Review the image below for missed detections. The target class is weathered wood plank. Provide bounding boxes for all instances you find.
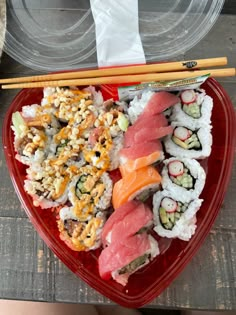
[0,218,235,309]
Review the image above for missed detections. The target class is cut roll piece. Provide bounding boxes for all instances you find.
[84,129,124,171]
[127,90,180,124]
[24,161,69,209]
[58,207,106,251]
[67,166,113,220]
[171,89,213,126]
[119,140,164,175]
[12,107,60,166]
[164,122,212,159]
[102,201,153,247]
[12,111,50,166]
[162,158,206,203]
[153,190,203,241]
[98,233,159,286]
[112,166,162,209]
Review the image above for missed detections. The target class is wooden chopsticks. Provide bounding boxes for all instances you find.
[0,57,228,84]
[0,57,235,89]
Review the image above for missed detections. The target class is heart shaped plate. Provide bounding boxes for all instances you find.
[2,78,235,308]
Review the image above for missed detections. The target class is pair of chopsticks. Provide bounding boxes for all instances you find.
[0,57,235,89]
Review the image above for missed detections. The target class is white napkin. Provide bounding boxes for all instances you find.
[0,0,6,58]
[90,0,146,67]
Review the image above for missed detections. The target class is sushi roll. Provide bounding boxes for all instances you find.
[83,109,128,171]
[164,122,212,159]
[153,190,203,241]
[98,233,159,286]
[12,110,55,166]
[127,90,180,124]
[171,89,213,126]
[41,86,92,119]
[102,201,153,247]
[83,85,104,107]
[67,166,113,220]
[20,104,60,137]
[113,166,162,209]
[24,160,69,209]
[58,207,106,251]
[161,158,206,203]
[119,140,164,175]
[48,124,87,167]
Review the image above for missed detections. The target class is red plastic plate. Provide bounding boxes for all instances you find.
[2,78,236,307]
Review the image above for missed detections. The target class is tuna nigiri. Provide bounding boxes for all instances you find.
[124,125,173,147]
[144,91,180,116]
[102,201,153,247]
[101,200,140,245]
[129,113,168,131]
[98,233,159,285]
[128,91,180,124]
[112,166,162,209]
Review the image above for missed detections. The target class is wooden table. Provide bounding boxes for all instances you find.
[0,4,235,311]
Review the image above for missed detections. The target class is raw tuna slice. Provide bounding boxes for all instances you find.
[98,233,151,280]
[144,91,180,115]
[103,202,153,246]
[132,113,168,129]
[120,140,162,160]
[101,200,140,244]
[124,125,173,147]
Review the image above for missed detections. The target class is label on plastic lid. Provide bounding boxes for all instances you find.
[117,74,210,100]
[90,0,146,67]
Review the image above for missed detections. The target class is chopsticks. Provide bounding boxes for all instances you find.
[0,57,235,89]
[0,57,228,85]
[1,68,235,90]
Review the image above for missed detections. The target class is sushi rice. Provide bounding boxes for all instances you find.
[128,90,154,124]
[153,190,203,241]
[164,121,213,159]
[171,89,213,127]
[161,157,206,203]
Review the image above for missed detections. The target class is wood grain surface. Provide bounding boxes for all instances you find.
[0,11,235,311]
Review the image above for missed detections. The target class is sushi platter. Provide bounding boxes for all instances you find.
[2,73,235,307]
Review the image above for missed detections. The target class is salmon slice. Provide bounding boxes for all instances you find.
[119,151,161,176]
[112,166,162,209]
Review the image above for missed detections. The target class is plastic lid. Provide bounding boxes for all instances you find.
[3,0,224,71]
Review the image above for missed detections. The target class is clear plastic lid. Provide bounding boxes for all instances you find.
[3,0,224,71]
